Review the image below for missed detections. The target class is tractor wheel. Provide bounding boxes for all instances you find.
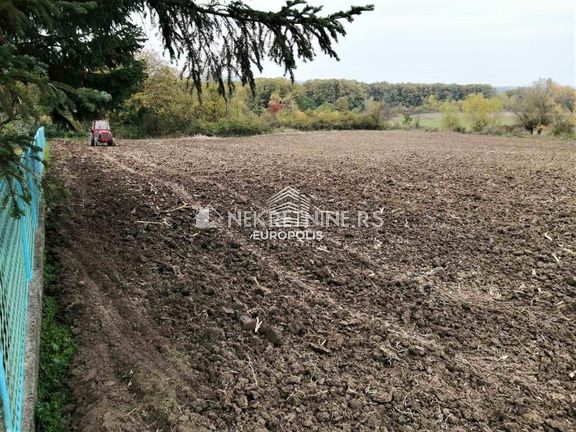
[108,138,115,147]
[90,137,95,147]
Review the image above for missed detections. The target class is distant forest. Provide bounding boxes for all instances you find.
[250,78,495,112]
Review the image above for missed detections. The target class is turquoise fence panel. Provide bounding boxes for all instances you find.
[0,127,45,432]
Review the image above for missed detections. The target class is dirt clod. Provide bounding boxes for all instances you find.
[191,399,208,412]
[260,325,282,346]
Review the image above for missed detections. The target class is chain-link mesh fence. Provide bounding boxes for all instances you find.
[0,127,45,432]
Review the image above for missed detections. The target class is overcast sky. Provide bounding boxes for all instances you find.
[142,0,576,86]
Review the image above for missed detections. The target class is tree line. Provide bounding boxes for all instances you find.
[105,54,500,137]
[106,55,574,139]
[249,78,494,113]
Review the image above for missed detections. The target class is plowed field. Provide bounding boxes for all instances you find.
[50,131,576,431]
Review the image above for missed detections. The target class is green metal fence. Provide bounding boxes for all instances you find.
[0,127,45,432]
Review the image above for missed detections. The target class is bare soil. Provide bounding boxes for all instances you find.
[50,131,576,431]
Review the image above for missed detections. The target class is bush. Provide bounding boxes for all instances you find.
[36,296,75,432]
[440,101,463,132]
[307,110,380,130]
[44,123,87,139]
[463,93,502,132]
[479,125,505,136]
[511,79,555,134]
[551,110,575,137]
[210,116,270,136]
[402,113,413,128]
[264,109,381,131]
[308,110,341,129]
[37,174,75,432]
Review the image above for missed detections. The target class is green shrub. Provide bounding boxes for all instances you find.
[44,124,87,139]
[36,295,75,432]
[551,112,575,137]
[275,110,312,130]
[114,124,147,139]
[210,116,270,136]
[463,93,502,132]
[441,111,462,131]
[36,172,75,432]
[440,101,463,132]
[402,113,413,128]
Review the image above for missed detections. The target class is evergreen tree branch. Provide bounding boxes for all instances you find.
[145,0,374,96]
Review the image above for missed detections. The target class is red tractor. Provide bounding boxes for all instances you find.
[89,120,115,146]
